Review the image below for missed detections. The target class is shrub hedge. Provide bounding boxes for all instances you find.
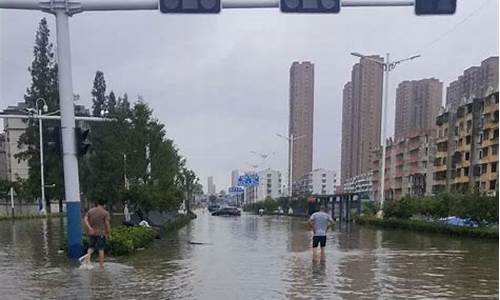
[83,225,157,256]
[356,216,498,239]
[383,192,498,226]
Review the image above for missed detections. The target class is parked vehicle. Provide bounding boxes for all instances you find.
[212,207,241,216]
[208,204,220,213]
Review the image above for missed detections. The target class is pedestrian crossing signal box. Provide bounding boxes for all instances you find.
[280,0,340,13]
[159,0,221,13]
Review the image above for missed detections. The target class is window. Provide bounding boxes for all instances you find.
[322,173,326,177]
[491,162,497,173]
[479,149,483,159]
[465,152,470,160]
[481,163,488,174]
[466,136,471,145]
[490,180,497,190]
[464,167,469,176]
[466,120,472,131]
[492,145,498,155]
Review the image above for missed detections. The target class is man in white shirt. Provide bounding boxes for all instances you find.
[308,205,335,256]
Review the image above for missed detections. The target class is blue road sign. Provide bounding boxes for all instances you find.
[238,175,259,187]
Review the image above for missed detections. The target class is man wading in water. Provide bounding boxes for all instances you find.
[308,205,335,258]
[84,199,111,268]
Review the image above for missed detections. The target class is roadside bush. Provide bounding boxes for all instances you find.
[382,191,498,226]
[83,225,157,256]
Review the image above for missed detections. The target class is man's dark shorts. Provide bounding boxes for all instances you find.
[312,235,327,248]
[89,235,107,251]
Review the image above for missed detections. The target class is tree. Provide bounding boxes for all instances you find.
[91,71,107,116]
[16,18,62,212]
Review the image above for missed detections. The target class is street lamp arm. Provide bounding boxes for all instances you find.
[350,52,385,66]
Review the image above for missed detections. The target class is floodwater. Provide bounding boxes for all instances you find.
[0,211,497,299]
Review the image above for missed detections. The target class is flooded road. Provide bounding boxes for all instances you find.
[0,211,497,299]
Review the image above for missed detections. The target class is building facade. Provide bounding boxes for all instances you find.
[256,169,282,201]
[341,55,384,183]
[433,92,498,194]
[446,57,499,111]
[394,78,443,140]
[372,130,434,201]
[2,103,30,182]
[344,172,373,201]
[294,168,337,196]
[207,176,216,195]
[0,133,7,180]
[289,61,314,183]
[231,169,240,187]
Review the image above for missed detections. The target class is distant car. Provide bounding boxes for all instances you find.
[212,207,241,216]
[208,204,220,212]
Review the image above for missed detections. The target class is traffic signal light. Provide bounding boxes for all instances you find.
[159,0,221,13]
[46,125,62,155]
[415,0,456,15]
[280,0,340,13]
[75,127,91,157]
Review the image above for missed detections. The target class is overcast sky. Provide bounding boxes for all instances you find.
[1,0,498,192]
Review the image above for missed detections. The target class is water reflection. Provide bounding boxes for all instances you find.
[0,213,497,299]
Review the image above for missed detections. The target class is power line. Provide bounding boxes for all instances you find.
[415,0,493,54]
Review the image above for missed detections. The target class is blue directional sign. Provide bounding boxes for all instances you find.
[238,175,259,187]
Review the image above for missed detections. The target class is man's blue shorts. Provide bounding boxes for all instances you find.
[89,235,107,251]
[312,236,326,248]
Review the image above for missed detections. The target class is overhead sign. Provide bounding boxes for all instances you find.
[238,175,259,187]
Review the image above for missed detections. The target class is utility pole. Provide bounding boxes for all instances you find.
[350,52,420,217]
[36,98,49,214]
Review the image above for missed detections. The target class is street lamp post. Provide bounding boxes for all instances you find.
[276,133,305,199]
[350,52,420,217]
[35,98,49,215]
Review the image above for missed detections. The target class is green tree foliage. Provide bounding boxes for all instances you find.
[91,71,107,117]
[82,81,191,213]
[15,18,63,212]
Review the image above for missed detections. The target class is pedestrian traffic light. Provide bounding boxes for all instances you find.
[159,0,221,13]
[415,0,456,15]
[46,125,62,155]
[280,0,340,13]
[75,127,91,157]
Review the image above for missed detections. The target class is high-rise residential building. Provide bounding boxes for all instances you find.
[289,61,314,183]
[207,176,216,195]
[341,56,384,184]
[446,57,499,111]
[433,92,498,194]
[256,168,282,201]
[394,78,443,140]
[341,82,353,183]
[231,169,240,187]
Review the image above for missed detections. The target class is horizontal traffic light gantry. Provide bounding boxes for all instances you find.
[159,0,221,13]
[280,0,340,13]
